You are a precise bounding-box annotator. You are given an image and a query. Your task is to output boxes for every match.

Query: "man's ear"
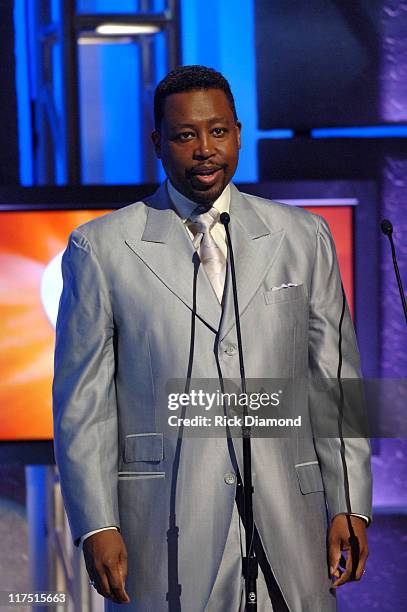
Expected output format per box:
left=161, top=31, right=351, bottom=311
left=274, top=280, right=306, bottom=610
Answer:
left=236, top=121, right=242, bottom=149
left=151, top=131, right=161, bottom=158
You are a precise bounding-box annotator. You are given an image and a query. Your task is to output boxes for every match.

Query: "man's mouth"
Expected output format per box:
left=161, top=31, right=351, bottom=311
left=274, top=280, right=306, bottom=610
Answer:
left=189, top=166, right=224, bottom=186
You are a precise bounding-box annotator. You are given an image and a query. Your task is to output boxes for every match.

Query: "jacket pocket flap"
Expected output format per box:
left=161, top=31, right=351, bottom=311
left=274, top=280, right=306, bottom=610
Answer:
left=124, top=433, right=163, bottom=463
left=295, top=462, right=325, bottom=494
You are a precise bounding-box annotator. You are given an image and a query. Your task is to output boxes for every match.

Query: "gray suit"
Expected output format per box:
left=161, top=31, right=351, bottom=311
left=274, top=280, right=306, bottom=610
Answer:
left=53, top=183, right=372, bottom=612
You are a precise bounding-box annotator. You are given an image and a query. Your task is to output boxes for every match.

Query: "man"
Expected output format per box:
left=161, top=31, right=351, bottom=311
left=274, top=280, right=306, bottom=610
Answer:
left=53, top=65, right=372, bottom=611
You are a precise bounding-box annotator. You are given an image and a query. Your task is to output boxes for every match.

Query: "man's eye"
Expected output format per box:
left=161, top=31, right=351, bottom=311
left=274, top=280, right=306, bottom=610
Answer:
left=212, top=127, right=226, bottom=136
left=177, top=132, right=194, bottom=140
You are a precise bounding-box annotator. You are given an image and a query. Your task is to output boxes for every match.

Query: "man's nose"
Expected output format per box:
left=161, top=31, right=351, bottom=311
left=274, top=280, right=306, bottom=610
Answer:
left=193, top=134, right=214, bottom=159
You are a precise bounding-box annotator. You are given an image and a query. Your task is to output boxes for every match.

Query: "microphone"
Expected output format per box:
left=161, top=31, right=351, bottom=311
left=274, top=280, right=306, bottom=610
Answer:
left=380, top=218, right=407, bottom=325
left=220, top=212, right=230, bottom=227
left=380, top=219, right=393, bottom=236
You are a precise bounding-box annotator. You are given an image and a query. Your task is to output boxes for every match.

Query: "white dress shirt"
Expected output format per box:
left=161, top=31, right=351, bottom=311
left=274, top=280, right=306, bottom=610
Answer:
left=167, top=179, right=231, bottom=259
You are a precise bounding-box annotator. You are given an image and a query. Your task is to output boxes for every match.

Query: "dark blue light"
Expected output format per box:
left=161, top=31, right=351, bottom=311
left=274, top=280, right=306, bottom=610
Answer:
left=312, top=125, right=407, bottom=138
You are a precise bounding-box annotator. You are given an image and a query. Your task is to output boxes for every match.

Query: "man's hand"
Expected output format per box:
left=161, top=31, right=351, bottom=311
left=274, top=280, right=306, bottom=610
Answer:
left=328, top=514, right=368, bottom=588
left=83, top=530, right=130, bottom=604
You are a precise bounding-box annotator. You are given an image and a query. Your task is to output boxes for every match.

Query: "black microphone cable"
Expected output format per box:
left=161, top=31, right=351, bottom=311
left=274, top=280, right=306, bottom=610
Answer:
left=336, top=282, right=360, bottom=581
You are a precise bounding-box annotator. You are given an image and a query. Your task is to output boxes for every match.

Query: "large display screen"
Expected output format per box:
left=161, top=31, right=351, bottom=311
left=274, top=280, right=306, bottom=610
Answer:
left=0, top=205, right=353, bottom=441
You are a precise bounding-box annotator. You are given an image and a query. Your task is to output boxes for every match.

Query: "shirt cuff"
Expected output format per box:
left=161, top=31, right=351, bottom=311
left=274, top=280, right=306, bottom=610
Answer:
left=349, top=513, right=370, bottom=526
left=80, top=526, right=119, bottom=550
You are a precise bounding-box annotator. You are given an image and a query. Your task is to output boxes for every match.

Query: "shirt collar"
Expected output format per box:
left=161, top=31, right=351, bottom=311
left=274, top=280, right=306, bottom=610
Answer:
left=166, top=179, right=231, bottom=222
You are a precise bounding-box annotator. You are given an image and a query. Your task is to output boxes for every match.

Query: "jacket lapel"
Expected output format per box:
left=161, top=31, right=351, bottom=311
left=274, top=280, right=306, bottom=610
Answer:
left=125, top=182, right=285, bottom=338
left=125, top=183, right=222, bottom=333
left=218, top=184, right=285, bottom=342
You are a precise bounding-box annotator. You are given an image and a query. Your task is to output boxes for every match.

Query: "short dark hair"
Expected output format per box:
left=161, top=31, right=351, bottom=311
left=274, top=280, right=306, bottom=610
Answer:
left=153, top=65, right=238, bottom=130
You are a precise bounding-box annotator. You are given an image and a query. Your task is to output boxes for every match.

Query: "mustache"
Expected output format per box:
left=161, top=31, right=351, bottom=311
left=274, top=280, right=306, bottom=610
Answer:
left=186, top=164, right=226, bottom=177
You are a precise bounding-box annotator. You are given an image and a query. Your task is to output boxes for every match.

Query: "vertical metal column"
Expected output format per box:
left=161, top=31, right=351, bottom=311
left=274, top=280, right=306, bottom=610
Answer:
left=61, top=0, right=82, bottom=184
left=138, top=0, right=181, bottom=180
left=140, top=0, right=158, bottom=181
left=167, top=0, right=182, bottom=70
left=26, top=465, right=50, bottom=612
left=26, top=465, right=101, bottom=612
left=26, top=0, right=56, bottom=183
left=54, top=466, right=104, bottom=612
left=52, top=466, right=96, bottom=612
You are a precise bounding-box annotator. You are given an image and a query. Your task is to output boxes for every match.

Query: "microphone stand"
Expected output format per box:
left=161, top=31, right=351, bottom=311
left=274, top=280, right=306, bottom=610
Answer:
left=220, top=212, right=258, bottom=611
left=381, top=219, right=407, bottom=325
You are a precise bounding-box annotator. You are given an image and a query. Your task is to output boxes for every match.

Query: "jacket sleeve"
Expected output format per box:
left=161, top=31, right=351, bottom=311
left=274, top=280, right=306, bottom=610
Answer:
left=52, top=229, right=120, bottom=545
left=308, top=216, right=373, bottom=524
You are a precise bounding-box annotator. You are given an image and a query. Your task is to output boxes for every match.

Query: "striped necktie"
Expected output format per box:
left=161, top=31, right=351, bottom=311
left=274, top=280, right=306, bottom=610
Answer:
left=187, top=206, right=227, bottom=303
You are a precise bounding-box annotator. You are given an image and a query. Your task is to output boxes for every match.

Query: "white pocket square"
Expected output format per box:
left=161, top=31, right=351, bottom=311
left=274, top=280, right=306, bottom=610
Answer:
left=271, top=283, right=301, bottom=292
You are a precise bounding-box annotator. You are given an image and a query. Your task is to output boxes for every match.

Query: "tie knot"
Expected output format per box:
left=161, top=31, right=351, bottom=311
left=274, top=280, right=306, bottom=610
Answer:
left=187, top=206, right=220, bottom=235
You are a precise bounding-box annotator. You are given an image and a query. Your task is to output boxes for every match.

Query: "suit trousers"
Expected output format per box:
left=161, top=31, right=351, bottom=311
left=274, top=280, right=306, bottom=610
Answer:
left=205, top=502, right=274, bottom=612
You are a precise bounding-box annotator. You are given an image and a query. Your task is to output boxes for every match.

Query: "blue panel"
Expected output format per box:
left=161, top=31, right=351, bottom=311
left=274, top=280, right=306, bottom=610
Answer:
left=79, top=41, right=142, bottom=184
left=153, top=0, right=166, bottom=12
left=51, top=0, right=65, bottom=184
left=14, top=0, right=33, bottom=185
left=180, top=0, right=258, bottom=181
left=51, top=0, right=60, bottom=21
left=77, top=0, right=141, bottom=13
left=101, top=43, right=141, bottom=183
left=78, top=45, right=104, bottom=183
left=180, top=0, right=198, bottom=66
left=52, top=38, right=66, bottom=184
left=76, top=0, right=166, bottom=13
left=255, top=0, right=383, bottom=130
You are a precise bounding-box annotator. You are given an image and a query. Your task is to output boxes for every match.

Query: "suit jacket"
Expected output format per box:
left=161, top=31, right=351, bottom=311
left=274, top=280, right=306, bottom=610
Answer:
left=52, top=182, right=372, bottom=612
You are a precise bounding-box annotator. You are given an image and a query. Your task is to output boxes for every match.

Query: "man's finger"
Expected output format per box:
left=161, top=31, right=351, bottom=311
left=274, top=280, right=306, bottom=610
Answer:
left=120, top=549, right=128, bottom=580
left=332, top=546, right=356, bottom=587
left=332, top=556, right=351, bottom=587
left=105, top=562, right=130, bottom=603
left=329, top=540, right=342, bottom=579
left=92, top=567, right=113, bottom=600
left=354, top=548, right=369, bottom=581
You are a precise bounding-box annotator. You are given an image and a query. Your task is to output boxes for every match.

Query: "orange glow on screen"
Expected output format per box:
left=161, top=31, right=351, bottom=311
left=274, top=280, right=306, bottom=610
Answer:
left=0, top=210, right=108, bottom=440
left=0, top=206, right=353, bottom=441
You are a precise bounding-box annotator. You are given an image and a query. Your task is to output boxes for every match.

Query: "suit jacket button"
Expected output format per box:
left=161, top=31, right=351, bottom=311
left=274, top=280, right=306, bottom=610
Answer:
left=224, top=473, right=236, bottom=485
left=224, top=344, right=237, bottom=356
